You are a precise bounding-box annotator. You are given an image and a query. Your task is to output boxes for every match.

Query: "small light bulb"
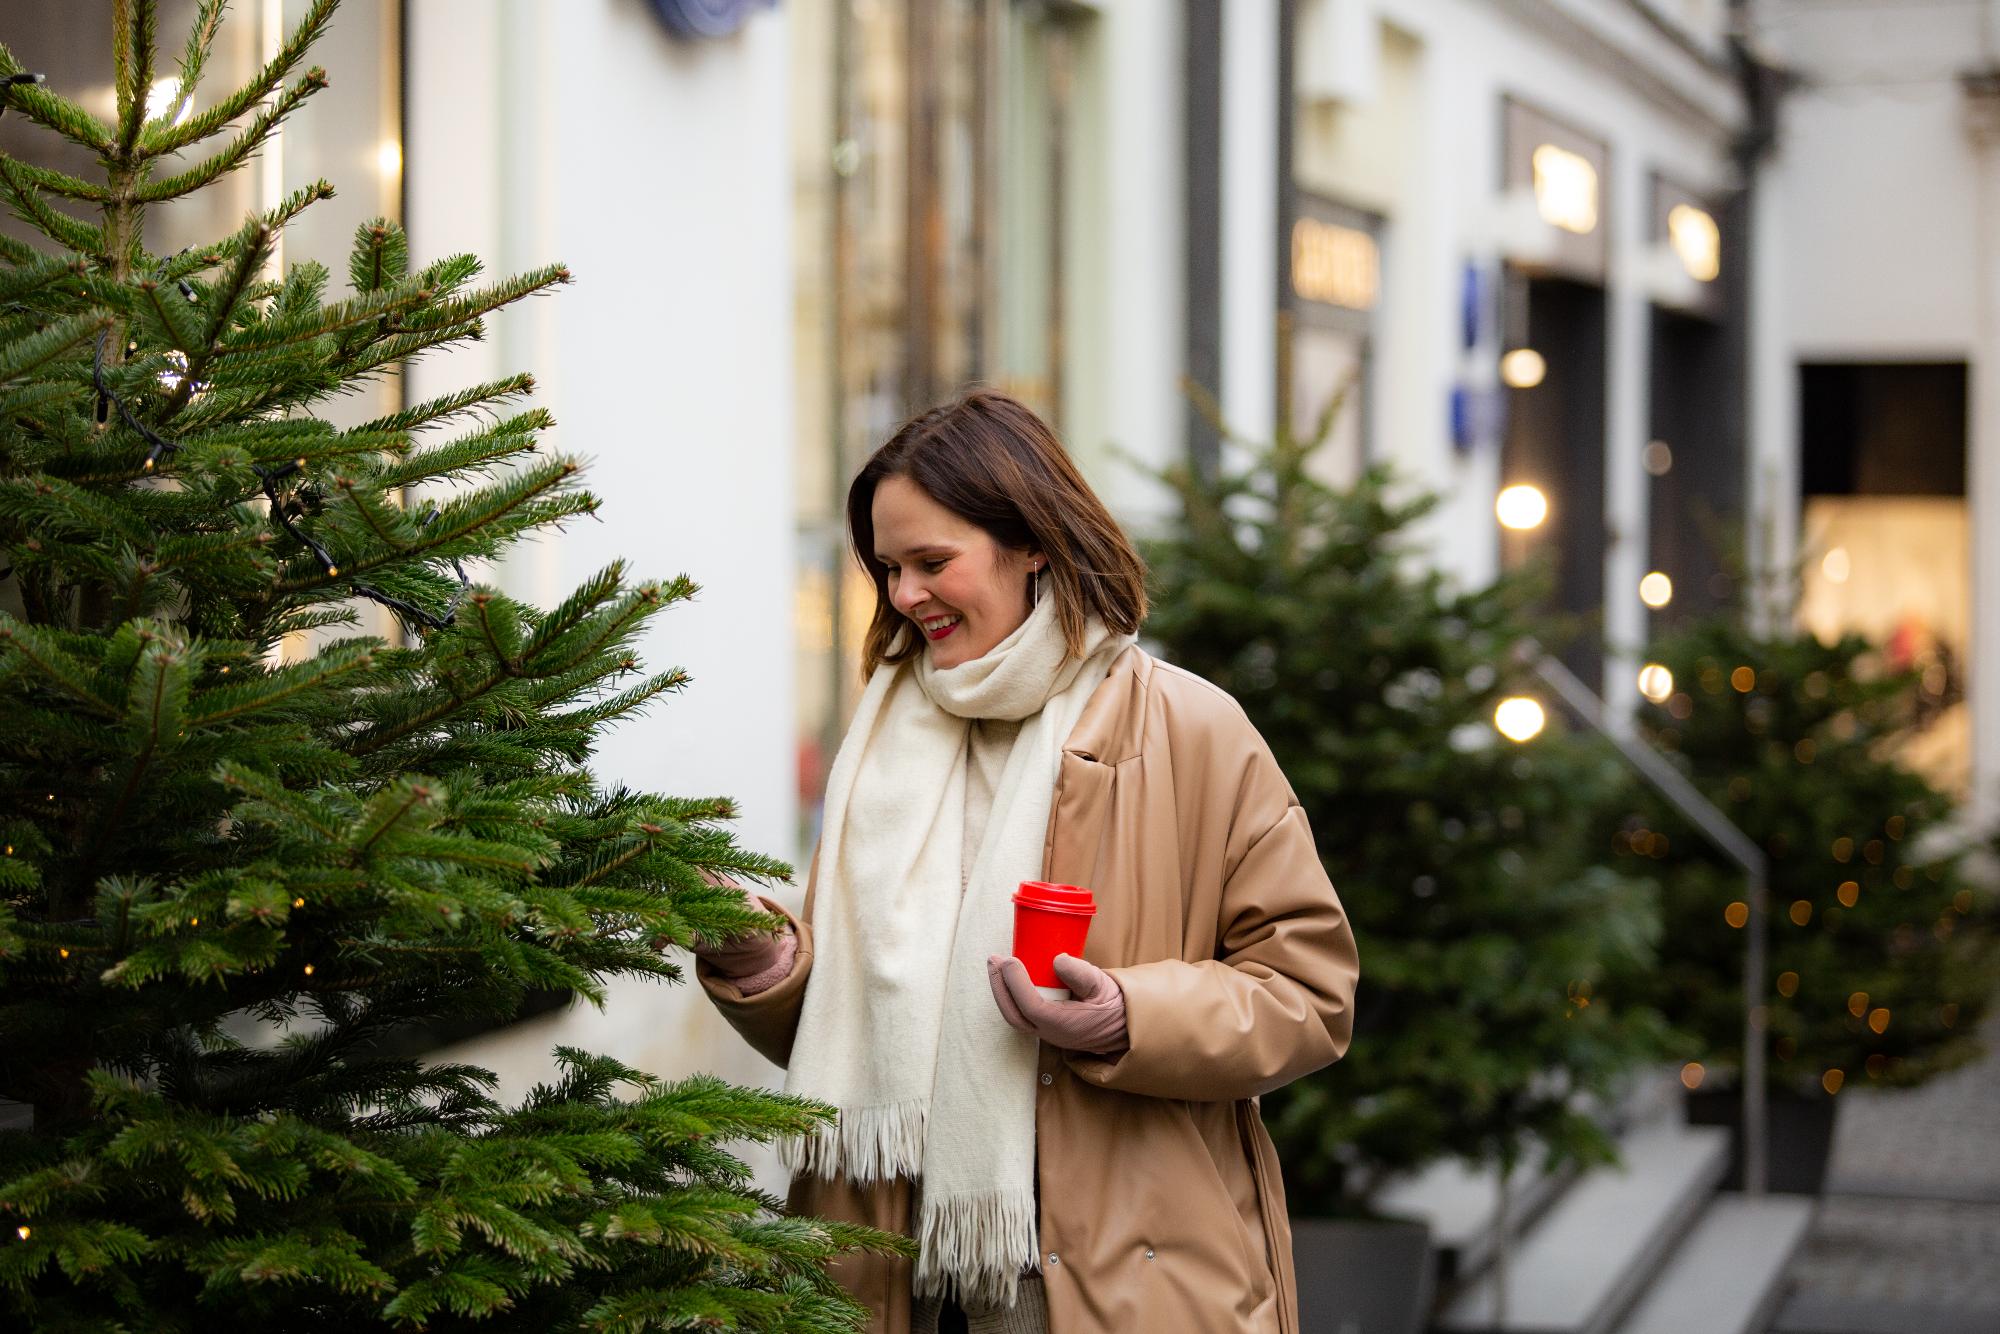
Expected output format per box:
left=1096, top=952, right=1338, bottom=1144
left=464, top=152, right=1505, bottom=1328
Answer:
left=293, top=897, right=305, bottom=909
left=1494, top=696, right=1545, bottom=742
left=1639, top=572, right=1673, bottom=608
left=303, top=963, right=315, bottom=976
left=1500, top=348, right=1547, bottom=389
left=14, top=1226, right=27, bottom=1241
left=1638, top=663, right=1674, bottom=704
left=1496, top=484, right=1549, bottom=530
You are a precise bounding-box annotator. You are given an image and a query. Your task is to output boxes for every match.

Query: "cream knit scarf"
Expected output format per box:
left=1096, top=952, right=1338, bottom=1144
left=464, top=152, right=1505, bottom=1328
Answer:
left=782, top=580, right=1132, bottom=1308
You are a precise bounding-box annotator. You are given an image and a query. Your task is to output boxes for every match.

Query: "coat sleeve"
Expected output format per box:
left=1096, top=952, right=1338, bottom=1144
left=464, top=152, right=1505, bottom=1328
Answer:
left=1066, top=702, right=1360, bottom=1102
left=695, top=846, right=818, bottom=1069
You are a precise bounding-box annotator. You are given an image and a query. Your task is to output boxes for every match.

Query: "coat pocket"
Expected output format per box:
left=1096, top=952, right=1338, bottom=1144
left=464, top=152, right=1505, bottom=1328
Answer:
left=1237, top=1099, right=1298, bottom=1334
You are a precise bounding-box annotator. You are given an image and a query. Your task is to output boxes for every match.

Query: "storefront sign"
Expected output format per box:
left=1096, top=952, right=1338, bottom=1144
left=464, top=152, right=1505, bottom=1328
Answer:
left=1502, top=97, right=1609, bottom=283
left=1292, top=215, right=1379, bottom=312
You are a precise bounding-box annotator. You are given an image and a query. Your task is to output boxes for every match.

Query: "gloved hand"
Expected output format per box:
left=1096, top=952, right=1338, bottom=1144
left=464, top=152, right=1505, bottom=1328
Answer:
left=986, top=952, right=1130, bottom=1056
left=690, top=889, right=797, bottom=997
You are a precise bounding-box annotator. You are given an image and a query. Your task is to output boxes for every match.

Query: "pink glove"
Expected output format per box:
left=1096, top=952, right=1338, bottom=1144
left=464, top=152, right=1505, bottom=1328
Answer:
left=986, top=952, right=1130, bottom=1056
left=693, top=891, right=797, bottom=997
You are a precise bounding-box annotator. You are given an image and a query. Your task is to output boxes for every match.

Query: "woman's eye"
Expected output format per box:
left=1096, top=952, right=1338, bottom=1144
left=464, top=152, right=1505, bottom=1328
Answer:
left=922, top=560, right=946, bottom=573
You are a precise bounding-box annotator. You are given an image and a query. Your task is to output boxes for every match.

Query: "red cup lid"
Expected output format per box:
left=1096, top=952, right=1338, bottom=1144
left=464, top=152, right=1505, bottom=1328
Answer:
left=1013, top=880, right=1096, bottom=915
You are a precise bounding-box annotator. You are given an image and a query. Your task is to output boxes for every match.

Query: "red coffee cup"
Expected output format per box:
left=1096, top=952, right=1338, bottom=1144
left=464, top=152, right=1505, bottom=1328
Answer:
left=1012, top=881, right=1097, bottom=1000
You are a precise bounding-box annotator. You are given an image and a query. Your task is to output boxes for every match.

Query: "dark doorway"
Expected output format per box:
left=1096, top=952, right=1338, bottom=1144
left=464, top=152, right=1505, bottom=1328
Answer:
left=1648, top=306, right=1740, bottom=629
left=1799, top=363, right=1968, bottom=498
left=1501, top=275, right=1609, bottom=688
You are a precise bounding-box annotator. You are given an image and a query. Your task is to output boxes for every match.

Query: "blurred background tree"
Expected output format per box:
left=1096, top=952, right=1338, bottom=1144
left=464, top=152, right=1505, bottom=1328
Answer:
left=0, top=2, right=901, bottom=1328
left=1138, top=387, right=1675, bottom=1219
left=1629, top=609, right=2000, bottom=1101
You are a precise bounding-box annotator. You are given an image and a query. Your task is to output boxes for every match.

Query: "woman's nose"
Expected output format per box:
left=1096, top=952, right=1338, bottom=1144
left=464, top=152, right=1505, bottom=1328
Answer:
left=891, top=577, right=926, bottom=615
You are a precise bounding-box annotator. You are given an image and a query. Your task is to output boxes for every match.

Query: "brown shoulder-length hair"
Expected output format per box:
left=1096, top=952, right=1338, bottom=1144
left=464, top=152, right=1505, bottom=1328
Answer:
left=846, top=388, right=1149, bottom=678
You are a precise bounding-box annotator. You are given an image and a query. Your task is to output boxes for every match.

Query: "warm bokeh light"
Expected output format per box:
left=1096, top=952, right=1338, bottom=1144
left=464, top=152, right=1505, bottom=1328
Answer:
left=1868, top=1007, right=1890, bottom=1034
left=1724, top=901, right=1749, bottom=928
left=1638, top=663, right=1674, bottom=703
left=13, top=1226, right=26, bottom=1242
left=146, top=76, right=191, bottom=125
left=1793, top=738, right=1816, bottom=763
left=1496, top=484, right=1549, bottom=529
left=1638, top=571, right=1673, bottom=608
left=1494, top=695, right=1546, bottom=742
left=1643, top=440, right=1673, bottom=475
left=1500, top=347, right=1547, bottom=389
left=1838, top=880, right=1860, bottom=908
left=377, top=139, right=403, bottom=176
left=1730, top=665, right=1756, bottom=692
left=1821, top=546, right=1850, bottom=584
left=1790, top=900, right=1813, bottom=926
left=1776, top=970, right=1799, bottom=997
left=1679, top=1062, right=1705, bottom=1089
left=1848, top=990, right=1869, bottom=1018
left=1822, top=1069, right=1845, bottom=1095
left=1668, top=203, right=1721, bottom=281
left=1532, top=142, right=1599, bottom=234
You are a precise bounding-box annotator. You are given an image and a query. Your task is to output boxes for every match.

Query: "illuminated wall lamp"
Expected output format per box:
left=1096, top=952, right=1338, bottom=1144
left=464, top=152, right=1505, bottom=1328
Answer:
left=1500, top=347, right=1547, bottom=389
left=1496, top=484, right=1549, bottom=530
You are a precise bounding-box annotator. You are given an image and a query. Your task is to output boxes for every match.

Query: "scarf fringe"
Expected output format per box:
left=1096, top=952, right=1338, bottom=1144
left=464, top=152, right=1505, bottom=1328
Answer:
left=780, top=1097, right=928, bottom=1182
left=913, top=1185, right=1039, bottom=1311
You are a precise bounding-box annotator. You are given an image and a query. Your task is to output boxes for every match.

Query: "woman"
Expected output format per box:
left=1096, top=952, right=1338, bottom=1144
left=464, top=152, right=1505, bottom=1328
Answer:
left=697, top=389, right=1359, bottom=1334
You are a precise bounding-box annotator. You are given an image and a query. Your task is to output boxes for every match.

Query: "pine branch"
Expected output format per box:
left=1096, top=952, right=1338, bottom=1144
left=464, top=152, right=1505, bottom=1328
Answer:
left=135, top=67, right=328, bottom=203
left=142, top=0, right=339, bottom=158
left=0, top=52, right=113, bottom=154
left=112, top=0, right=159, bottom=160
left=0, top=157, right=107, bottom=258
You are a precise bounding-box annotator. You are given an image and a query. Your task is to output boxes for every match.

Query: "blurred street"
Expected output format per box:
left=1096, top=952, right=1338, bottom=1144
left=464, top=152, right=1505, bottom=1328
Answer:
left=1769, top=986, right=2000, bottom=1334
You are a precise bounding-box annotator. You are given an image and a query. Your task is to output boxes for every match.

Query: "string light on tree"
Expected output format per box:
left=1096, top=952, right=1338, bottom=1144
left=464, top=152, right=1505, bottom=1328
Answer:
left=1494, top=695, right=1546, bottom=742
left=1638, top=663, right=1674, bottom=704
left=1639, top=571, right=1673, bottom=608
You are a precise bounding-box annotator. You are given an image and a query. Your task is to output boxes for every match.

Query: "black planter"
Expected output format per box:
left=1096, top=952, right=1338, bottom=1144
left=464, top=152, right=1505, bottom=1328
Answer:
left=1684, top=1084, right=1841, bottom=1194
left=1290, top=1217, right=1436, bottom=1334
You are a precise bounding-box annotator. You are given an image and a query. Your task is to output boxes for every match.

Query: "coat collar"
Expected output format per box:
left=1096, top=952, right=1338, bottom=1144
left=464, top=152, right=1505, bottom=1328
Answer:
left=1061, top=643, right=1152, bottom=766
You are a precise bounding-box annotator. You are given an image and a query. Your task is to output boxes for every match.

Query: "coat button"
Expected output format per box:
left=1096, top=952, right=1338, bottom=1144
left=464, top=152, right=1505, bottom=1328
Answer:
left=1039, top=1073, right=1053, bottom=1086
left=1047, top=1253, right=1060, bottom=1266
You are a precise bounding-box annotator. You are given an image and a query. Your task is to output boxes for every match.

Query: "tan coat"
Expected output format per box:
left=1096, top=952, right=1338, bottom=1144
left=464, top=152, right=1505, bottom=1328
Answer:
left=699, top=645, right=1360, bottom=1333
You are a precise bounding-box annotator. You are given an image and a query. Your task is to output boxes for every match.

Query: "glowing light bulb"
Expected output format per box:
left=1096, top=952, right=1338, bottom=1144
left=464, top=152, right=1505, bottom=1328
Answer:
left=1638, top=663, right=1674, bottom=704
left=1494, top=696, right=1545, bottom=742
left=1500, top=348, right=1547, bottom=389
left=1639, top=572, right=1673, bottom=608
left=377, top=140, right=403, bottom=176
left=1679, top=1062, right=1704, bottom=1089
left=1496, top=484, right=1549, bottom=530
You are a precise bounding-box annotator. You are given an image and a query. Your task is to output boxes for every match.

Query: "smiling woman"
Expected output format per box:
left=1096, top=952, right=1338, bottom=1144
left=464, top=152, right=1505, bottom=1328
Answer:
left=694, top=388, right=1358, bottom=1334
left=844, top=388, right=1149, bottom=677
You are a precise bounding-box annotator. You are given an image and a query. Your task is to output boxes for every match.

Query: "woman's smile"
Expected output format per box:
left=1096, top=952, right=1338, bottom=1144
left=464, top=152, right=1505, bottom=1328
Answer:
left=922, top=614, right=963, bottom=642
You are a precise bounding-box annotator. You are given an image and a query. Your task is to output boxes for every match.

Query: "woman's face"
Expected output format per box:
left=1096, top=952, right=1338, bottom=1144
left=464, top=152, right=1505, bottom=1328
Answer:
left=871, top=474, right=1041, bottom=669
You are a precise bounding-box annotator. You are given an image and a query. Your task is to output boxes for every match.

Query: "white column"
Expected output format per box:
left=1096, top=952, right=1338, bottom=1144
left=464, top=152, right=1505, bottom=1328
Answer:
left=1219, top=0, right=1279, bottom=450
left=1097, top=0, right=1184, bottom=537
left=1603, top=281, right=1651, bottom=728
left=1970, top=118, right=2000, bottom=832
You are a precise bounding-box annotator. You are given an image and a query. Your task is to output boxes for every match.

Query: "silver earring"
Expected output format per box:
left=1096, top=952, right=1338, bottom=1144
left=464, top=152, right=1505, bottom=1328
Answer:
left=1030, top=567, right=1042, bottom=609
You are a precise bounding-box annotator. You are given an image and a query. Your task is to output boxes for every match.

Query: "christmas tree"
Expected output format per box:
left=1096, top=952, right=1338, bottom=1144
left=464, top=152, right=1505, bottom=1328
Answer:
left=1139, top=387, right=1674, bottom=1217
left=0, top=3, right=902, bottom=1328
left=1629, top=606, right=1999, bottom=1098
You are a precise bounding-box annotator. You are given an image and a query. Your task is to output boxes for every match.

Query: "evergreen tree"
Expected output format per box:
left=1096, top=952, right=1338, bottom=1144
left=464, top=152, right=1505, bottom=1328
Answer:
left=1138, top=388, right=1674, bottom=1217
left=0, top=4, right=903, bottom=1328
left=1629, top=607, right=1999, bottom=1097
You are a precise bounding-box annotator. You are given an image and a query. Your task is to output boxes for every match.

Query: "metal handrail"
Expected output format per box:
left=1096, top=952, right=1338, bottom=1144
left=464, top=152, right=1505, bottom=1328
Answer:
left=1519, top=641, right=1771, bottom=1196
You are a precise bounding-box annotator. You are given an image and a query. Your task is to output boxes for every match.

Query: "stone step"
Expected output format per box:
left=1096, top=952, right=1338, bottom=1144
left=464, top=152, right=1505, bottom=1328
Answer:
left=1612, top=1193, right=1815, bottom=1334
left=1375, top=1143, right=1575, bottom=1287
left=1434, top=1120, right=1730, bottom=1334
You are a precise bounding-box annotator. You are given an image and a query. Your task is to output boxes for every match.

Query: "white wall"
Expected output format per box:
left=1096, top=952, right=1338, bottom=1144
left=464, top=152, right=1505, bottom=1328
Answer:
left=1756, top=0, right=2000, bottom=828
left=405, top=0, right=798, bottom=1185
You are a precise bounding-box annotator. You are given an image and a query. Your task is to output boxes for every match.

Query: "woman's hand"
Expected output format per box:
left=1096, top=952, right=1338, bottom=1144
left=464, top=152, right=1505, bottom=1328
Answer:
left=688, top=884, right=798, bottom=996
left=986, top=953, right=1130, bottom=1055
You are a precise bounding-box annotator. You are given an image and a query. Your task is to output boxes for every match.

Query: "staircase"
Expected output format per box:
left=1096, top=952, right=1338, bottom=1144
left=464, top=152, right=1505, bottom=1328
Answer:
left=1373, top=1068, right=1815, bottom=1334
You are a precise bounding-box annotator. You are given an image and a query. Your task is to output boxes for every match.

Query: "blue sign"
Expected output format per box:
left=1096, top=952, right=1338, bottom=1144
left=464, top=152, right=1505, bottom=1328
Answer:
left=650, top=0, right=777, bottom=40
